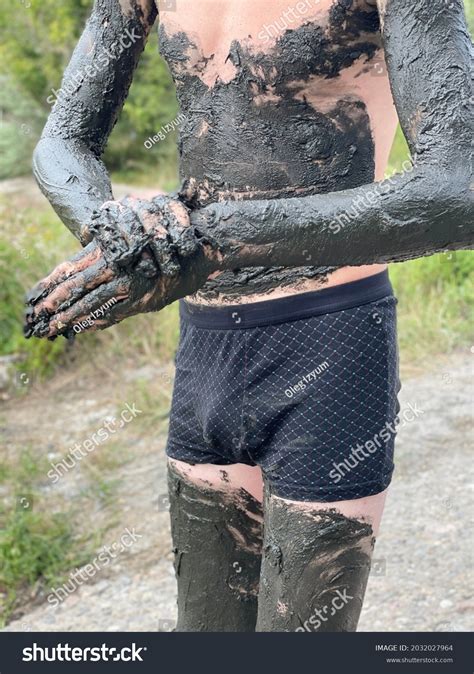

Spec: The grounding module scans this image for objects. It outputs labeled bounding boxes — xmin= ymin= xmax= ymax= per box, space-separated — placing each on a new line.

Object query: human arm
xmin=32 ymin=0 xmax=158 ymax=244
xmin=25 ymin=0 xmax=473 ymax=338
xmin=189 ymin=0 xmax=473 ymax=268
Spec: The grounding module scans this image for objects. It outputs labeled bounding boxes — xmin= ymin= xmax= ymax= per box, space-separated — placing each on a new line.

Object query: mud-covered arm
xmin=32 ymin=0 xmax=157 ymax=245
xmin=191 ymin=0 xmax=473 ymax=268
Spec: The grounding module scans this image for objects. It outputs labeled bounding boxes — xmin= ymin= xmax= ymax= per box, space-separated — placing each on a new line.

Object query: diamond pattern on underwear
xmin=166 ymin=296 xmax=400 ymax=501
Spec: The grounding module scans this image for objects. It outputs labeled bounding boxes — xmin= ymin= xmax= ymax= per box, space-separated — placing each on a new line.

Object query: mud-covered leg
xmin=256 ymin=492 xmax=386 ymax=632
xmin=168 ymin=461 xmax=263 ymax=632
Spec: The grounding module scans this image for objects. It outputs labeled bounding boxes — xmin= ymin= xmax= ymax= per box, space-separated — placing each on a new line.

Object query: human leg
xmin=168 ymin=459 xmax=263 ymax=631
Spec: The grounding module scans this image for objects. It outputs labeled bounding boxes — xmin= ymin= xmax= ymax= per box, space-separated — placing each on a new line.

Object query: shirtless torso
xmin=158 ymin=0 xmax=399 ymax=304
xmin=27 ymin=0 xmax=471 ymax=338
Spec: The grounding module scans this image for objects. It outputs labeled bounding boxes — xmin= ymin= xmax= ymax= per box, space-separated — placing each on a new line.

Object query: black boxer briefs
xmin=166 ymin=270 xmax=400 ymax=502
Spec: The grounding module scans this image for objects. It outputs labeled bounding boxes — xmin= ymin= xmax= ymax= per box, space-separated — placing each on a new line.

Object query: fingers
xmin=131 ymin=203 xmax=177 ymax=278
xmin=90 ymin=200 xmax=152 ymax=270
xmin=164 ymin=198 xmax=190 ymax=228
xmin=89 ymin=195 xmax=193 ymax=279
xmin=79 ymin=222 xmax=93 ymax=246
xmin=31 ymin=256 xmax=115 ymax=317
xmin=26 ymin=242 xmax=101 ymax=305
xmin=46 ymin=277 xmax=132 ymax=338
xmin=24 ymin=194 xmax=197 ymax=340
xmin=135 ymin=196 xmax=193 ymax=276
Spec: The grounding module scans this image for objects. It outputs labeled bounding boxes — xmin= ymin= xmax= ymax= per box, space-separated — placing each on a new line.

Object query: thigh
xmin=168 ymin=459 xmax=264 ymax=632
xmin=169 ymin=458 xmax=264 ymax=502
xmin=255 ymin=295 xmax=400 ymax=503
xmin=256 ymin=490 xmax=387 ymax=632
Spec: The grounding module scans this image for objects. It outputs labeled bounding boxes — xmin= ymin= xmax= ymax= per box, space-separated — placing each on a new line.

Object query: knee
xmin=258 ymin=496 xmax=375 ymax=631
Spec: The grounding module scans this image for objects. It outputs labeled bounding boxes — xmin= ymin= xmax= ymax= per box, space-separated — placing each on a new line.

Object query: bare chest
xmin=158 ymin=0 xmax=382 ymax=88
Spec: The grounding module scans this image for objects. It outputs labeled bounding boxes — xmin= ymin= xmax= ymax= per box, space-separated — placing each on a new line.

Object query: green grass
xmin=0 ymin=509 xmax=91 ymax=623
xmin=0 ymin=200 xmax=75 ymax=377
xmin=85 ymin=440 xmax=132 ymax=473
xmin=0 ymin=7 xmax=472 ymax=624
xmin=79 ymin=473 xmax=121 ymax=508
xmin=110 ymin=144 xmax=180 ymax=195
xmin=390 ymin=252 xmax=473 ymax=364
xmin=0 ymin=448 xmax=93 ymax=625
xmin=128 ymin=376 xmax=173 ymax=433
xmin=387 ymin=126 xmax=410 ymax=174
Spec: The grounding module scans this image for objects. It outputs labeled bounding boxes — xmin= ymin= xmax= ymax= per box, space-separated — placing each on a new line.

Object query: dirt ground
xmin=1 ymin=347 xmax=472 ymax=633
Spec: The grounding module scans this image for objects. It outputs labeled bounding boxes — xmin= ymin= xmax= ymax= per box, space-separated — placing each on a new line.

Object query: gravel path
xmin=3 ymin=352 xmax=473 ymax=632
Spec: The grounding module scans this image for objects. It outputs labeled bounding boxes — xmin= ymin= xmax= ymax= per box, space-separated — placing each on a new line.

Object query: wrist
xmin=188 ymin=203 xmax=226 ymax=273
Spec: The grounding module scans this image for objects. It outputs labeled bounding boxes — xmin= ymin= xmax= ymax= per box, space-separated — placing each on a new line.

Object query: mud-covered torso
xmin=157 ymin=0 xmax=398 ymax=301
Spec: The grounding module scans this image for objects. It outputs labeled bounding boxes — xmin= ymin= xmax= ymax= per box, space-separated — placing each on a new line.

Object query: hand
xmin=24 ymin=195 xmax=219 ymax=339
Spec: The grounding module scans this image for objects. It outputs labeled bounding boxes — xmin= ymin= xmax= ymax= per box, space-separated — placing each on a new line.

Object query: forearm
xmin=33 ymin=137 xmax=113 ymax=244
xmin=191 ymin=0 xmax=473 ymax=271
xmin=33 ymin=0 xmax=157 ymax=244
xmin=191 ymin=164 xmax=473 ymax=270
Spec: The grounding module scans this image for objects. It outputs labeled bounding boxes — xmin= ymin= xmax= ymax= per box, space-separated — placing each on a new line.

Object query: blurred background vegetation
xmin=0 ymin=0 xmax=178 ymax=181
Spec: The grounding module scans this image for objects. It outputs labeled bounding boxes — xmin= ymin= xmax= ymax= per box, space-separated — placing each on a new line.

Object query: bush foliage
xmin=0 ymin=0 xmax=178 ymax=178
